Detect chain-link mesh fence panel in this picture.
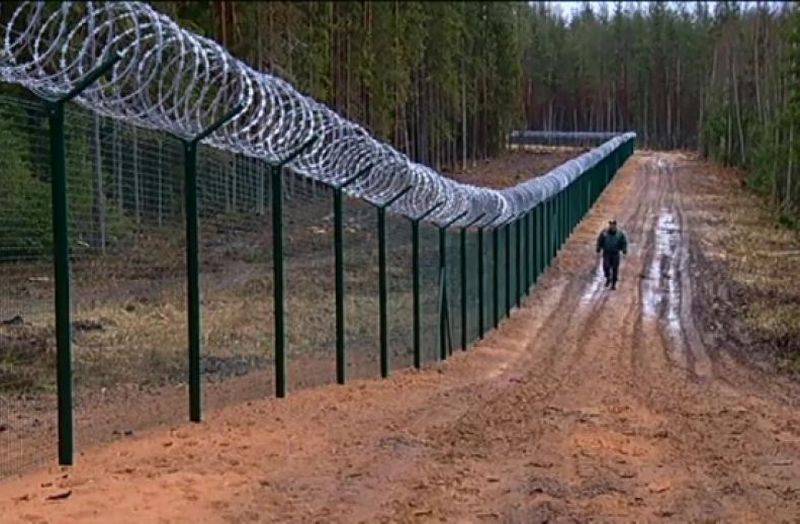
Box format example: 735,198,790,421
509,224,518,312
344,197,379,380
0,94,57,478
287,176,336,390
445,230,461,356
464,231,480,346
64,106,188,450
199,151,274,412
419,223,439,365
482,230,494,333
387,213,413,371
498,227,508,321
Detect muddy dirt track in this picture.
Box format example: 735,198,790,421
2,151,800,522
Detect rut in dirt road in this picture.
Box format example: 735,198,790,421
1,152,798,523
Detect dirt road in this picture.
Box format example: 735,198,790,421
2,151,799,522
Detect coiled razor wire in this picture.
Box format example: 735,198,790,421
0,1,635,227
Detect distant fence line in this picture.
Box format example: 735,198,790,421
510,130,625,148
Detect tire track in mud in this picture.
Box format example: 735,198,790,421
614,153,800,519
400,152,800,521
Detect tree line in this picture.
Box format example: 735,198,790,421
160,1,798,221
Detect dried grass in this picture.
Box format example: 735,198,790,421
679,154,800,371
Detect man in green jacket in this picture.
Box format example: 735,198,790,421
596,219,627,290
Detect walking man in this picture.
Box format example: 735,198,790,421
596,219,627,290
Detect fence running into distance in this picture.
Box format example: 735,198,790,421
0,1,636,478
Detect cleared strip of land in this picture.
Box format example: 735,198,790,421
2,151,799,522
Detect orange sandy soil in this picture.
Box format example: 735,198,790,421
2,151,800,522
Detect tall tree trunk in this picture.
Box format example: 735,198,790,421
754,7,764,125
731,55,746,164
461,58,467,171
787,125,794,213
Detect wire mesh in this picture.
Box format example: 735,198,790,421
63,105,188,449
464,231,481,347
286,176,336,391
344,197,379,380
0,93,57,478
419,223,439,365
198,150,274,412
509,224,518,312
387,213,413,371
498,228,508,321
445,230,461,356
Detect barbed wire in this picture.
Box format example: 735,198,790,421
0,1,634,227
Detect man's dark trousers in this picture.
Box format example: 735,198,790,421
602,251,620,286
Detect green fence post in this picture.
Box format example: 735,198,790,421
332,167,372,385
524,210,530,293
460,227,466,351
551,198,557,260
492,224,500,328
271,137,318,398
516,217,522,307
460,214,484,351
270,163,286,397
48,100,73,466
410,201,444,369
477,226,484,338
560,191,566,249
552,196,558,254
182,140,202,421
535,205,541,280
333,187,345,383
546,198,552,264
182,105,243,423
374,185,413,378
533,206,542,285
377,207,387,376
438,227,447,360
45,53,120,466
505,220,511,317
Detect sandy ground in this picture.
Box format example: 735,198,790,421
2,151,799,522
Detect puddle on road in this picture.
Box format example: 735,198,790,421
641,181,712,380
642,208,681,325
642,205,692,371
580,259,606,306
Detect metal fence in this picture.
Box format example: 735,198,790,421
0,85,634,478
510,130,626,148
0,2,636,476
